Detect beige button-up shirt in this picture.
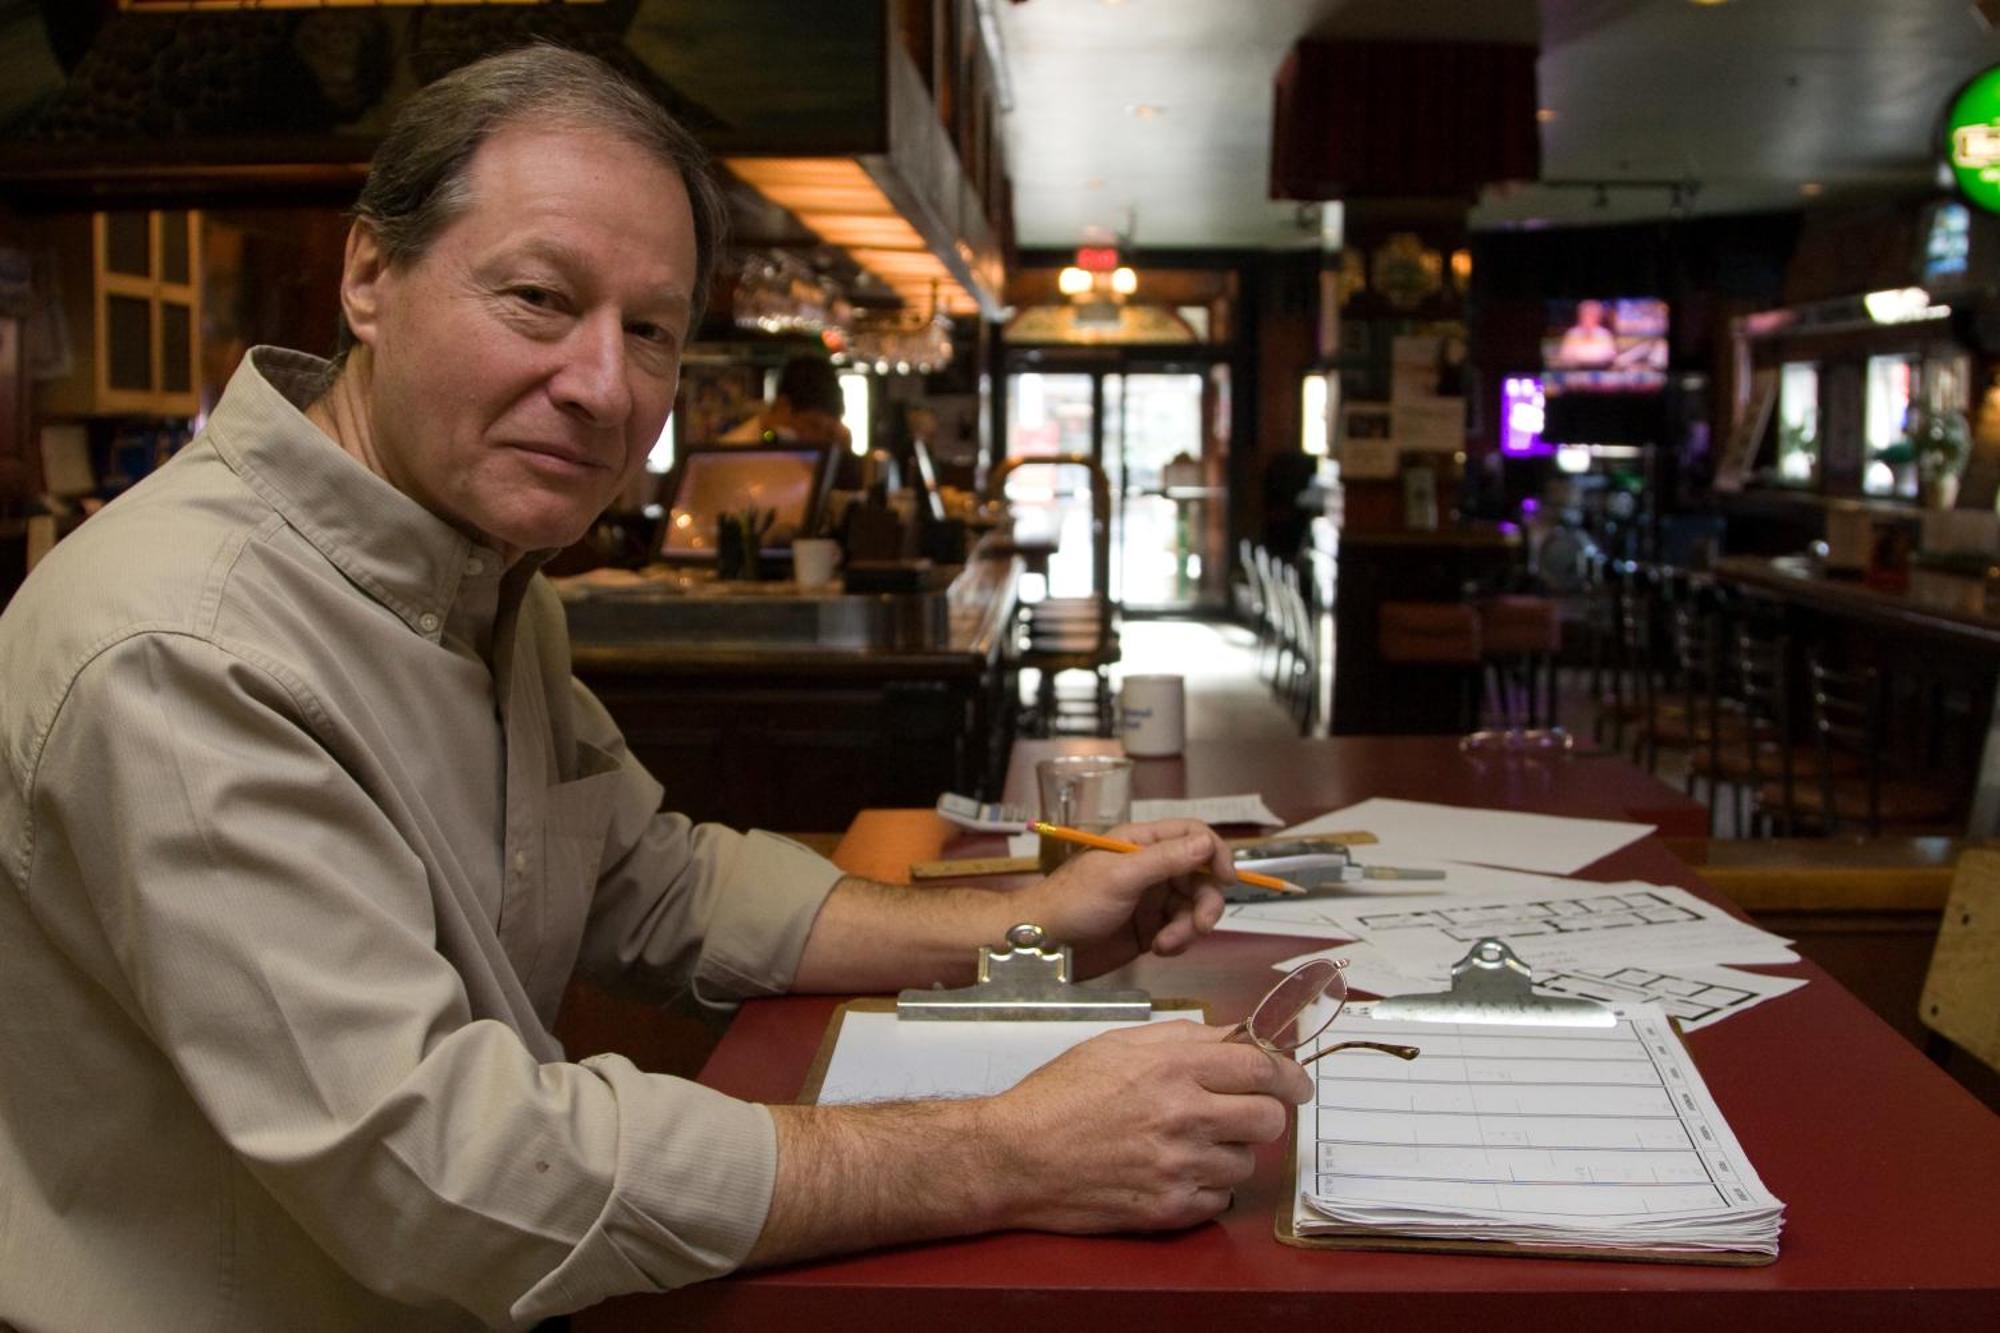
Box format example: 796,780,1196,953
0,348,844,1330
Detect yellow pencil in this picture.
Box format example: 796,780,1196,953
1029,821,1304,894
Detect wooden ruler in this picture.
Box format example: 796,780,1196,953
908,830,1378,881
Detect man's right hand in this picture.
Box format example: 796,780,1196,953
751,1021,1311,1268
978,1021,1313,1233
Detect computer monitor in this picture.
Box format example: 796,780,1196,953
658,444,834,561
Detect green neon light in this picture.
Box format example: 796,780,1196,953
1947,65,2000,214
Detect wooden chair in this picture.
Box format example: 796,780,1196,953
1274,560,1320,734
1377,601,1482,734
1920,848,2000,1078
1476,594,1562,730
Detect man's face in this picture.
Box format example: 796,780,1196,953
348,124,697,557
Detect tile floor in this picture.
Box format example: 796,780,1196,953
1108,617,1302,742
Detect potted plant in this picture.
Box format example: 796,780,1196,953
1908,404,1972,509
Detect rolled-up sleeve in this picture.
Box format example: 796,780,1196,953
562,680,845,1010
25,634,795,1328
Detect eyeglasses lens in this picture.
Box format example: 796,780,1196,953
1247,959,1347,1052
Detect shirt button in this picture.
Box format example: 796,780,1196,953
512,851,529,875
465,556,485,576
418,612,441,633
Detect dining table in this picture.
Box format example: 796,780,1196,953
577,736,2000,1332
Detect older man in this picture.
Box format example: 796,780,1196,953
0,45,1305,1332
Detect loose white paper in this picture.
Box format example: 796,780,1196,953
1322,881,1797,973
1294,1004,1785,1254
815,1007,1200,1104
1132,793,1285,827
1525,961,1807,1032
1219,857,1568,941
1276,940,1806,1031
1284,798,1653,876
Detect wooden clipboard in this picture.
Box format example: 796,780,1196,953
1276,1017,1776,1268
798,996,1208,1106
1274,1138,1773,1267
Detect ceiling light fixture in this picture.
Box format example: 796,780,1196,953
723,157,980,315
1127,103,1164,120
1864,287,1948,324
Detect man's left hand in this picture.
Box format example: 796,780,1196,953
1009,819,1235,979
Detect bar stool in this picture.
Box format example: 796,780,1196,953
1591,560,1659,759
1646,584,1751,830
1013,603,1121,737
1692,622,1854,836
1790,654,1965,835
1476,595,1562,730
1378,602,1482,734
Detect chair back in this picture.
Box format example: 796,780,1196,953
1729,621,1801,828
1806,654,1885,835
1920,849,2000,1076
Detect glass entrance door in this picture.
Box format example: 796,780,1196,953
1002,372,1100,600
1003,367,1224,612
1107,372,1207,611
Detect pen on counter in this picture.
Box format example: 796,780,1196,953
1029,821,1305,895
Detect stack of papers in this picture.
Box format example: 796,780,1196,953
1222,799,1806,1031
1294,1005,1786,1257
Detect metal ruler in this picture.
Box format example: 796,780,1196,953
908,830,1377,881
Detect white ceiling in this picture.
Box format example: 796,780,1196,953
992,0,2000,249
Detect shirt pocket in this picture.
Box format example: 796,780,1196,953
530,743,626,1008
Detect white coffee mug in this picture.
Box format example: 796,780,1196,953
1120,673,1186,757
792,538,842,588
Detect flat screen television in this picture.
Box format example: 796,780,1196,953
658,445,834,561
1541,297,1669,394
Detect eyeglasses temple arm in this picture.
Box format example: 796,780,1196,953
1296,1039,1421,1067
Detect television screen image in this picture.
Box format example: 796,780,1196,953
1542,298,1669,392
660,445,831,559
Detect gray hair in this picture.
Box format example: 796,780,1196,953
324,42,725,375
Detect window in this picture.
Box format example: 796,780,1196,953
647,413,677,475
1863,355,1916,498
1301,373,1331,456
1775,362,1819,486
839,371,871,455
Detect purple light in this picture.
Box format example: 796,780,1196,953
1500,375,1552,458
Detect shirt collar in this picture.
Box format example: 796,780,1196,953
201,346,536,643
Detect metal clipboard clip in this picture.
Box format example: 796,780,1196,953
896,923,1152,1021
1370,938,1616,1028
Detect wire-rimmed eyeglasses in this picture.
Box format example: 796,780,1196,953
1458,726,1575,755
1223,959,1420,1066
